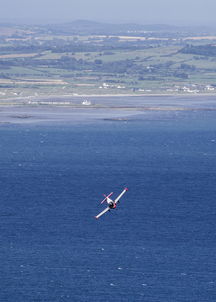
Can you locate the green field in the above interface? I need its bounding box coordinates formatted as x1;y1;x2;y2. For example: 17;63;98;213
1;25;216;98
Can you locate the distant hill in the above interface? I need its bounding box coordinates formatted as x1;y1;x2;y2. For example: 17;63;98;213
0;19;215;37
45;20;184;35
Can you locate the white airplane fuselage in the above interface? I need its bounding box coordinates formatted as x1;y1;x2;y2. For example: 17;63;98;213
106;197;116;208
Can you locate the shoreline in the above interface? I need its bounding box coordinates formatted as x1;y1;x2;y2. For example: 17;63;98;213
1;92;216;102
0;94;216;125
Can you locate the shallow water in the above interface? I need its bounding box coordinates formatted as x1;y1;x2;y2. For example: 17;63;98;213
0;109;216;301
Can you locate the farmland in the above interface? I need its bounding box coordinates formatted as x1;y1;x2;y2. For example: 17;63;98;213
0;20;216;99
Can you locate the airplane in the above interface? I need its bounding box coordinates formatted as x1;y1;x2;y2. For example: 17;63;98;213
95;187;128;219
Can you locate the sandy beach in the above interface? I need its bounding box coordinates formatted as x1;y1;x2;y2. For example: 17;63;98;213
0;94;216;124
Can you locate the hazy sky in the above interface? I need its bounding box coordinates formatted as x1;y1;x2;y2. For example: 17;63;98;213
0;0;215;26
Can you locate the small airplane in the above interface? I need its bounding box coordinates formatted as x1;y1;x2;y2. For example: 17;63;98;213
95;187;128;219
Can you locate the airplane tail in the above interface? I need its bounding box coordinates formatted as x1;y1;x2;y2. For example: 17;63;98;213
101;192;113;204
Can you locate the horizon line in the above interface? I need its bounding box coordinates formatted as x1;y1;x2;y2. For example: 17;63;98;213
0;18;215;29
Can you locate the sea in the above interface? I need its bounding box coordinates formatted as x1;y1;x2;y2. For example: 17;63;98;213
0;104;216;301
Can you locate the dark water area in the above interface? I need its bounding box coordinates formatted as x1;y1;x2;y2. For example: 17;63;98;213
0;109;216;301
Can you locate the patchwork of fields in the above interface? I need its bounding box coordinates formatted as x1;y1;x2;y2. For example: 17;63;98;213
0;23;216;99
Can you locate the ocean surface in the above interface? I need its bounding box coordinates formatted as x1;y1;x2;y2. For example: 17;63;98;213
0;107;216;301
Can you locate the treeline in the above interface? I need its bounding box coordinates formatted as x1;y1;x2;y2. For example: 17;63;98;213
180;44;216;57
0;38;156;54
0;55;193;79
0;30;185;55
0;56;136;74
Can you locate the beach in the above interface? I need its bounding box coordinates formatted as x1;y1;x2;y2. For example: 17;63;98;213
0;95;216;124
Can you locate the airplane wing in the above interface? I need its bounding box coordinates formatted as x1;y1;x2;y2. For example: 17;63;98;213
95;206;110;219
114;187;128;204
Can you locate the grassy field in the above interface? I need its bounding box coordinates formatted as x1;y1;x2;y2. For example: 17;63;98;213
1;28;216;98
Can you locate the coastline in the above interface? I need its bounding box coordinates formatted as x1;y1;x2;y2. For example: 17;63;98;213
1;92;216;102
0;94;216;125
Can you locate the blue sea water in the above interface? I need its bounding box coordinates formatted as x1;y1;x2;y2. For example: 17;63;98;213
0;109;216;301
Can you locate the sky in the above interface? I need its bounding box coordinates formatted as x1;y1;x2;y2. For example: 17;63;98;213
0;0;216;26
